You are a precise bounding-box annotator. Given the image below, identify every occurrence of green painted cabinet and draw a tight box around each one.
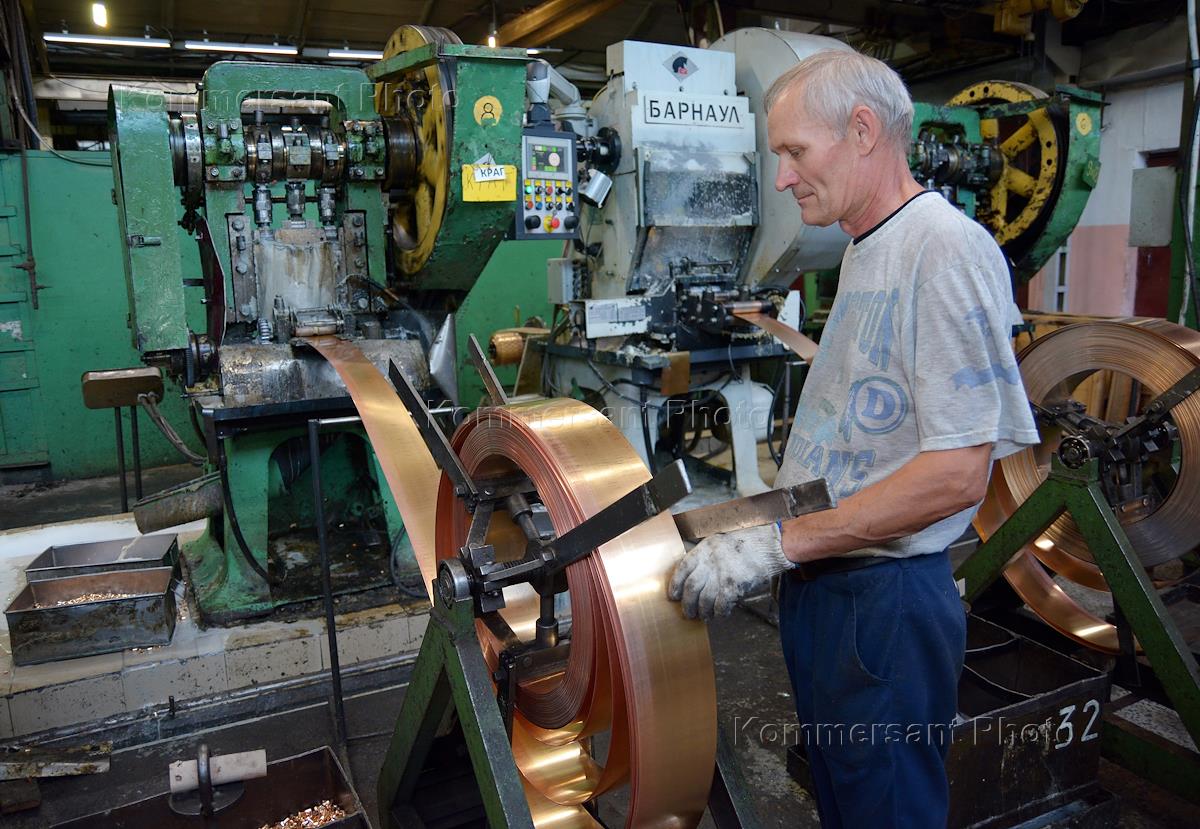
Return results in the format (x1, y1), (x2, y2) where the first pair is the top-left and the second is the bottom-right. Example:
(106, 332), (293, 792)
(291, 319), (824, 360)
(0, 150), (204, 481)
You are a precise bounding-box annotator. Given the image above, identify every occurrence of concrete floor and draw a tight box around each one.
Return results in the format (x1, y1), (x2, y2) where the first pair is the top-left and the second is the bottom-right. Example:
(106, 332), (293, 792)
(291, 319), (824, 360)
(1, 464), (1198, 827)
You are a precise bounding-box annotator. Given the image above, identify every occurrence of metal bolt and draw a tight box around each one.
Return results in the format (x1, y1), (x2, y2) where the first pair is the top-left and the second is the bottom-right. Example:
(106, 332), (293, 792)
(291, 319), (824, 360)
(351, 167), (363, 179)
(232, 217), (245, 231)
(352, 214), (364, 227)
(354, 257), (365, 268)
(235, 264), (247, 274)
(208, 166), (220, 178)
(206, 123), (214, 131)
(231, 168), (243, 179)
(374, 167), (384, 177)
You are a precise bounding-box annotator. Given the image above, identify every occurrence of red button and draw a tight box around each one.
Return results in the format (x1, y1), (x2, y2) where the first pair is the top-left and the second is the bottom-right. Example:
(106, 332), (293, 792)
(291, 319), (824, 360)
(526, 200), (533, 209)
(550, 217), (560, 229)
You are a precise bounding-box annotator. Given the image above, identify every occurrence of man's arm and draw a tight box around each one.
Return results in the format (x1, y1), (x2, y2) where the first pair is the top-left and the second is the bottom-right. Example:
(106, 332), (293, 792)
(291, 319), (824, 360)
(781, 443), (993, 563)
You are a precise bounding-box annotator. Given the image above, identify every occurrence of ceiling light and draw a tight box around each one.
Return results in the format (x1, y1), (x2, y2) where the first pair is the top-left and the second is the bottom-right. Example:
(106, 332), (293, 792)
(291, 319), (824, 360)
(487, 32), (497, 48)
(330, 48), (383, 60)
(91, 3), (107, 27)
(44, 32), (170, 48)
(183, 39), (297, 56)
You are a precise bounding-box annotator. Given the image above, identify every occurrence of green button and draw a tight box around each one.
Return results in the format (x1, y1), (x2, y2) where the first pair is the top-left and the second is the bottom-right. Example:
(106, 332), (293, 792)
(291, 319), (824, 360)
(524, 185), (533, 194)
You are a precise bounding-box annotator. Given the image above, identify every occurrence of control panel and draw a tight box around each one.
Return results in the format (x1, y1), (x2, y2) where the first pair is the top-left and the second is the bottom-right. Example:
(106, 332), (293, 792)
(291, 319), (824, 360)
(515, 128), (579, 240)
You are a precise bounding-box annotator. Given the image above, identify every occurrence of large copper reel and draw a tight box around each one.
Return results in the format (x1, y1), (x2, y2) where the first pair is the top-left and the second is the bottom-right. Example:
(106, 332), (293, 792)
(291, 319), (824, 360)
(307, 337), (717, 826)
(974, 319), (1200, 653)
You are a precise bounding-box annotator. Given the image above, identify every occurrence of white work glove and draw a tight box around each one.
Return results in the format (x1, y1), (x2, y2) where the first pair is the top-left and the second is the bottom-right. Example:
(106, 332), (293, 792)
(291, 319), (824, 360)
(667, 523), (791, 620)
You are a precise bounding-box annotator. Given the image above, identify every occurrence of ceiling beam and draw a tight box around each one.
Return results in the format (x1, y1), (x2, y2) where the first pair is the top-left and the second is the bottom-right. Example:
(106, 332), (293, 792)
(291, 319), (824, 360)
(19, 0), (50, 75)
(418, 0), (435, 25)
(293, 0), (313, 50)
(496, 0), (577, 45)
(502, 0), (630, 47)
(626, 0), (657, 39)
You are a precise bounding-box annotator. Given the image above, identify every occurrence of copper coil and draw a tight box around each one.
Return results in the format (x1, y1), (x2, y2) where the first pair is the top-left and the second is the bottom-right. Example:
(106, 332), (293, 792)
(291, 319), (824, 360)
(489, 330), (531, 365)
(974, 319), (1200, 652)
(438, 400), (717, 825)
(308, 338), (716, 826)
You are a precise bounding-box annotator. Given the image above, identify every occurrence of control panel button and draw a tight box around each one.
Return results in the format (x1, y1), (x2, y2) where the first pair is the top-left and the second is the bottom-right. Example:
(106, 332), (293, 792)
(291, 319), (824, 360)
(563, 215), (578, 230)
(549, 217), (560, 230)
(525, 215), (542, 230)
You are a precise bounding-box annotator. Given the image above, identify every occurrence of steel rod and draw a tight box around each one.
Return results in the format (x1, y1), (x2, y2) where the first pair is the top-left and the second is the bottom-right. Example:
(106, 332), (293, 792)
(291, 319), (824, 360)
(309, 418), (348, 749)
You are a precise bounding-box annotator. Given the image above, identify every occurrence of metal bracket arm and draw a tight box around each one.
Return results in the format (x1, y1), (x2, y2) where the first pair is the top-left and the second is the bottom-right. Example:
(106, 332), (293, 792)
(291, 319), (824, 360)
(672, 479), (834, 542)
(547, 459), (693, 574)
(388, 359), (477, 500)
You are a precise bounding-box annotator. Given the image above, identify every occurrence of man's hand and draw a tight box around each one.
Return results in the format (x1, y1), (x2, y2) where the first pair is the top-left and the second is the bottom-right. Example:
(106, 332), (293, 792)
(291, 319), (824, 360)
(667, 524), (791, 620)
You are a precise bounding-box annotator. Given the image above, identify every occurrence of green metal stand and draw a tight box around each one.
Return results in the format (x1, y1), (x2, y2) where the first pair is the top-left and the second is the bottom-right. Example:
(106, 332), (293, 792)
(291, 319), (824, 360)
(377, 588), (534, 829)
(956, 456), (1200, 802)
(376, 581), (764, 828)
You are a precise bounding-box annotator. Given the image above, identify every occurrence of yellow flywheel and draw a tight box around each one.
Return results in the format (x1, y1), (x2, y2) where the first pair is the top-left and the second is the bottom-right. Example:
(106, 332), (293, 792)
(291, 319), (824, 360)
(376, 25), (461, 278)
(948, 80), (1061, 248)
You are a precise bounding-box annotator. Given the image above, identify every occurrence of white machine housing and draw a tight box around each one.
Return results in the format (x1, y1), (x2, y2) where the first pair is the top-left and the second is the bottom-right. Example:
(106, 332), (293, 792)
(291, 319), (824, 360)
(584, 41), (757, 300)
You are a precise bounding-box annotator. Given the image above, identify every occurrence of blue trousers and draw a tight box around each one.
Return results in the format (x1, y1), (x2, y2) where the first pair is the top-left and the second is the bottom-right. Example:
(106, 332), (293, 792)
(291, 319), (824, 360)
(778, 551), (966, 828)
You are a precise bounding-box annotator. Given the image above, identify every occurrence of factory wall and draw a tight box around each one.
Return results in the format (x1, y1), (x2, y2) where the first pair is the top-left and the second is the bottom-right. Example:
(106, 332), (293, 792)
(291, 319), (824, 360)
(1026, 81), (1184, 316)
(0, 150), (205, 481)
(1022, 16), (1185, 317)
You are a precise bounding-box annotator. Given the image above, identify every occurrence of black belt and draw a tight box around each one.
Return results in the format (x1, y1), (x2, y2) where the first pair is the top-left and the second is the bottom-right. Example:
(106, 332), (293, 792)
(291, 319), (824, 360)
(787, 554), (894, 582)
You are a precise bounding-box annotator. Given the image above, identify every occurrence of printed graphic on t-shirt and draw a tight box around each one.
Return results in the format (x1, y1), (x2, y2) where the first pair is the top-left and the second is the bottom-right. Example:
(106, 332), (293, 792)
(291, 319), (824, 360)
(950, 306), (1022, 391)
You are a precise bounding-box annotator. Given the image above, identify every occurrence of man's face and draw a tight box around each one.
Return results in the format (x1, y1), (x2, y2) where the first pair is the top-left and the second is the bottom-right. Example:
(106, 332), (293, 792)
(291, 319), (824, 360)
(767, 89), (859, 228)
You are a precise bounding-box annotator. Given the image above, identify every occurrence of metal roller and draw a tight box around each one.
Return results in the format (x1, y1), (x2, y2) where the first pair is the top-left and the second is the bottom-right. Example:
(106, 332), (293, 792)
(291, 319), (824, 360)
(489, 327), (549, 366)
(974, 319), (1200, 652)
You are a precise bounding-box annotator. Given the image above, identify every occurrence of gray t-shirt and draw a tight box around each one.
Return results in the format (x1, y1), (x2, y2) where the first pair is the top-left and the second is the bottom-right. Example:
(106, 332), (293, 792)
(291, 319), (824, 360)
(777, 191), (1039, 559)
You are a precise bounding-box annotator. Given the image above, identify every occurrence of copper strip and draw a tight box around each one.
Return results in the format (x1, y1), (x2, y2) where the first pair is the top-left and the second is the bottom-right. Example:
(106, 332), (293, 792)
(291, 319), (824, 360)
(732, 310), (819, 361)
(309, 339), (716, 825)
(974, 319), (1200, 652)
(305, 336), (442, 595)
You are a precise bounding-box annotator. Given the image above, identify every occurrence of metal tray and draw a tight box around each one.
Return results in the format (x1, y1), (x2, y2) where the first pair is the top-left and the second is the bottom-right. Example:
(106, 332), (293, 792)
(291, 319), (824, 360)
(5, 568), (177, 666)
(53, 746), (367, 828)
(25, 534), (179, 582)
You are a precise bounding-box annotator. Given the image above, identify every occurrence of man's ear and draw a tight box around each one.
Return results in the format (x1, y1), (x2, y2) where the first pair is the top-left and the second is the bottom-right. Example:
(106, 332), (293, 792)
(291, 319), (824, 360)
(851, 105), (882, 156)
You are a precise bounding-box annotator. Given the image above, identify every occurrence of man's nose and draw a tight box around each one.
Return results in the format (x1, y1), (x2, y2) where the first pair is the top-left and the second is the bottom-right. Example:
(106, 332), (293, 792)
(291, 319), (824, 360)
(775, 162), (795, 193)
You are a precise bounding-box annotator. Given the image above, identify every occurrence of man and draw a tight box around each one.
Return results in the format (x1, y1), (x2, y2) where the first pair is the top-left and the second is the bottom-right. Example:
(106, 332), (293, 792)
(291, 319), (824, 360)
(668, 50), (1039, 827)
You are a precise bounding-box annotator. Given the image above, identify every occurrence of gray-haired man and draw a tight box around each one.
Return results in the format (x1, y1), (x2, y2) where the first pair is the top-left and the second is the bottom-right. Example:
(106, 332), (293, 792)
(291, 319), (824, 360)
(668, 51), (1038, 827)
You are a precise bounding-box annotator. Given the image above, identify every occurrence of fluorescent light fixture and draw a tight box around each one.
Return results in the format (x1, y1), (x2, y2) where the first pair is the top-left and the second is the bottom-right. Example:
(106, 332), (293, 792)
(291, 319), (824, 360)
(330, 48), (383, 60)
(91, 3), (107, 27)
(184, 40), (298, 56)
(44, 32), (170, 48)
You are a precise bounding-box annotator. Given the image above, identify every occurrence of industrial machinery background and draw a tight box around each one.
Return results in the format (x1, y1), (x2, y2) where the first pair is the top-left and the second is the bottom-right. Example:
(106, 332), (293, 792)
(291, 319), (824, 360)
(538, 29), (1101, 497)
(107, 26), (554, 623)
